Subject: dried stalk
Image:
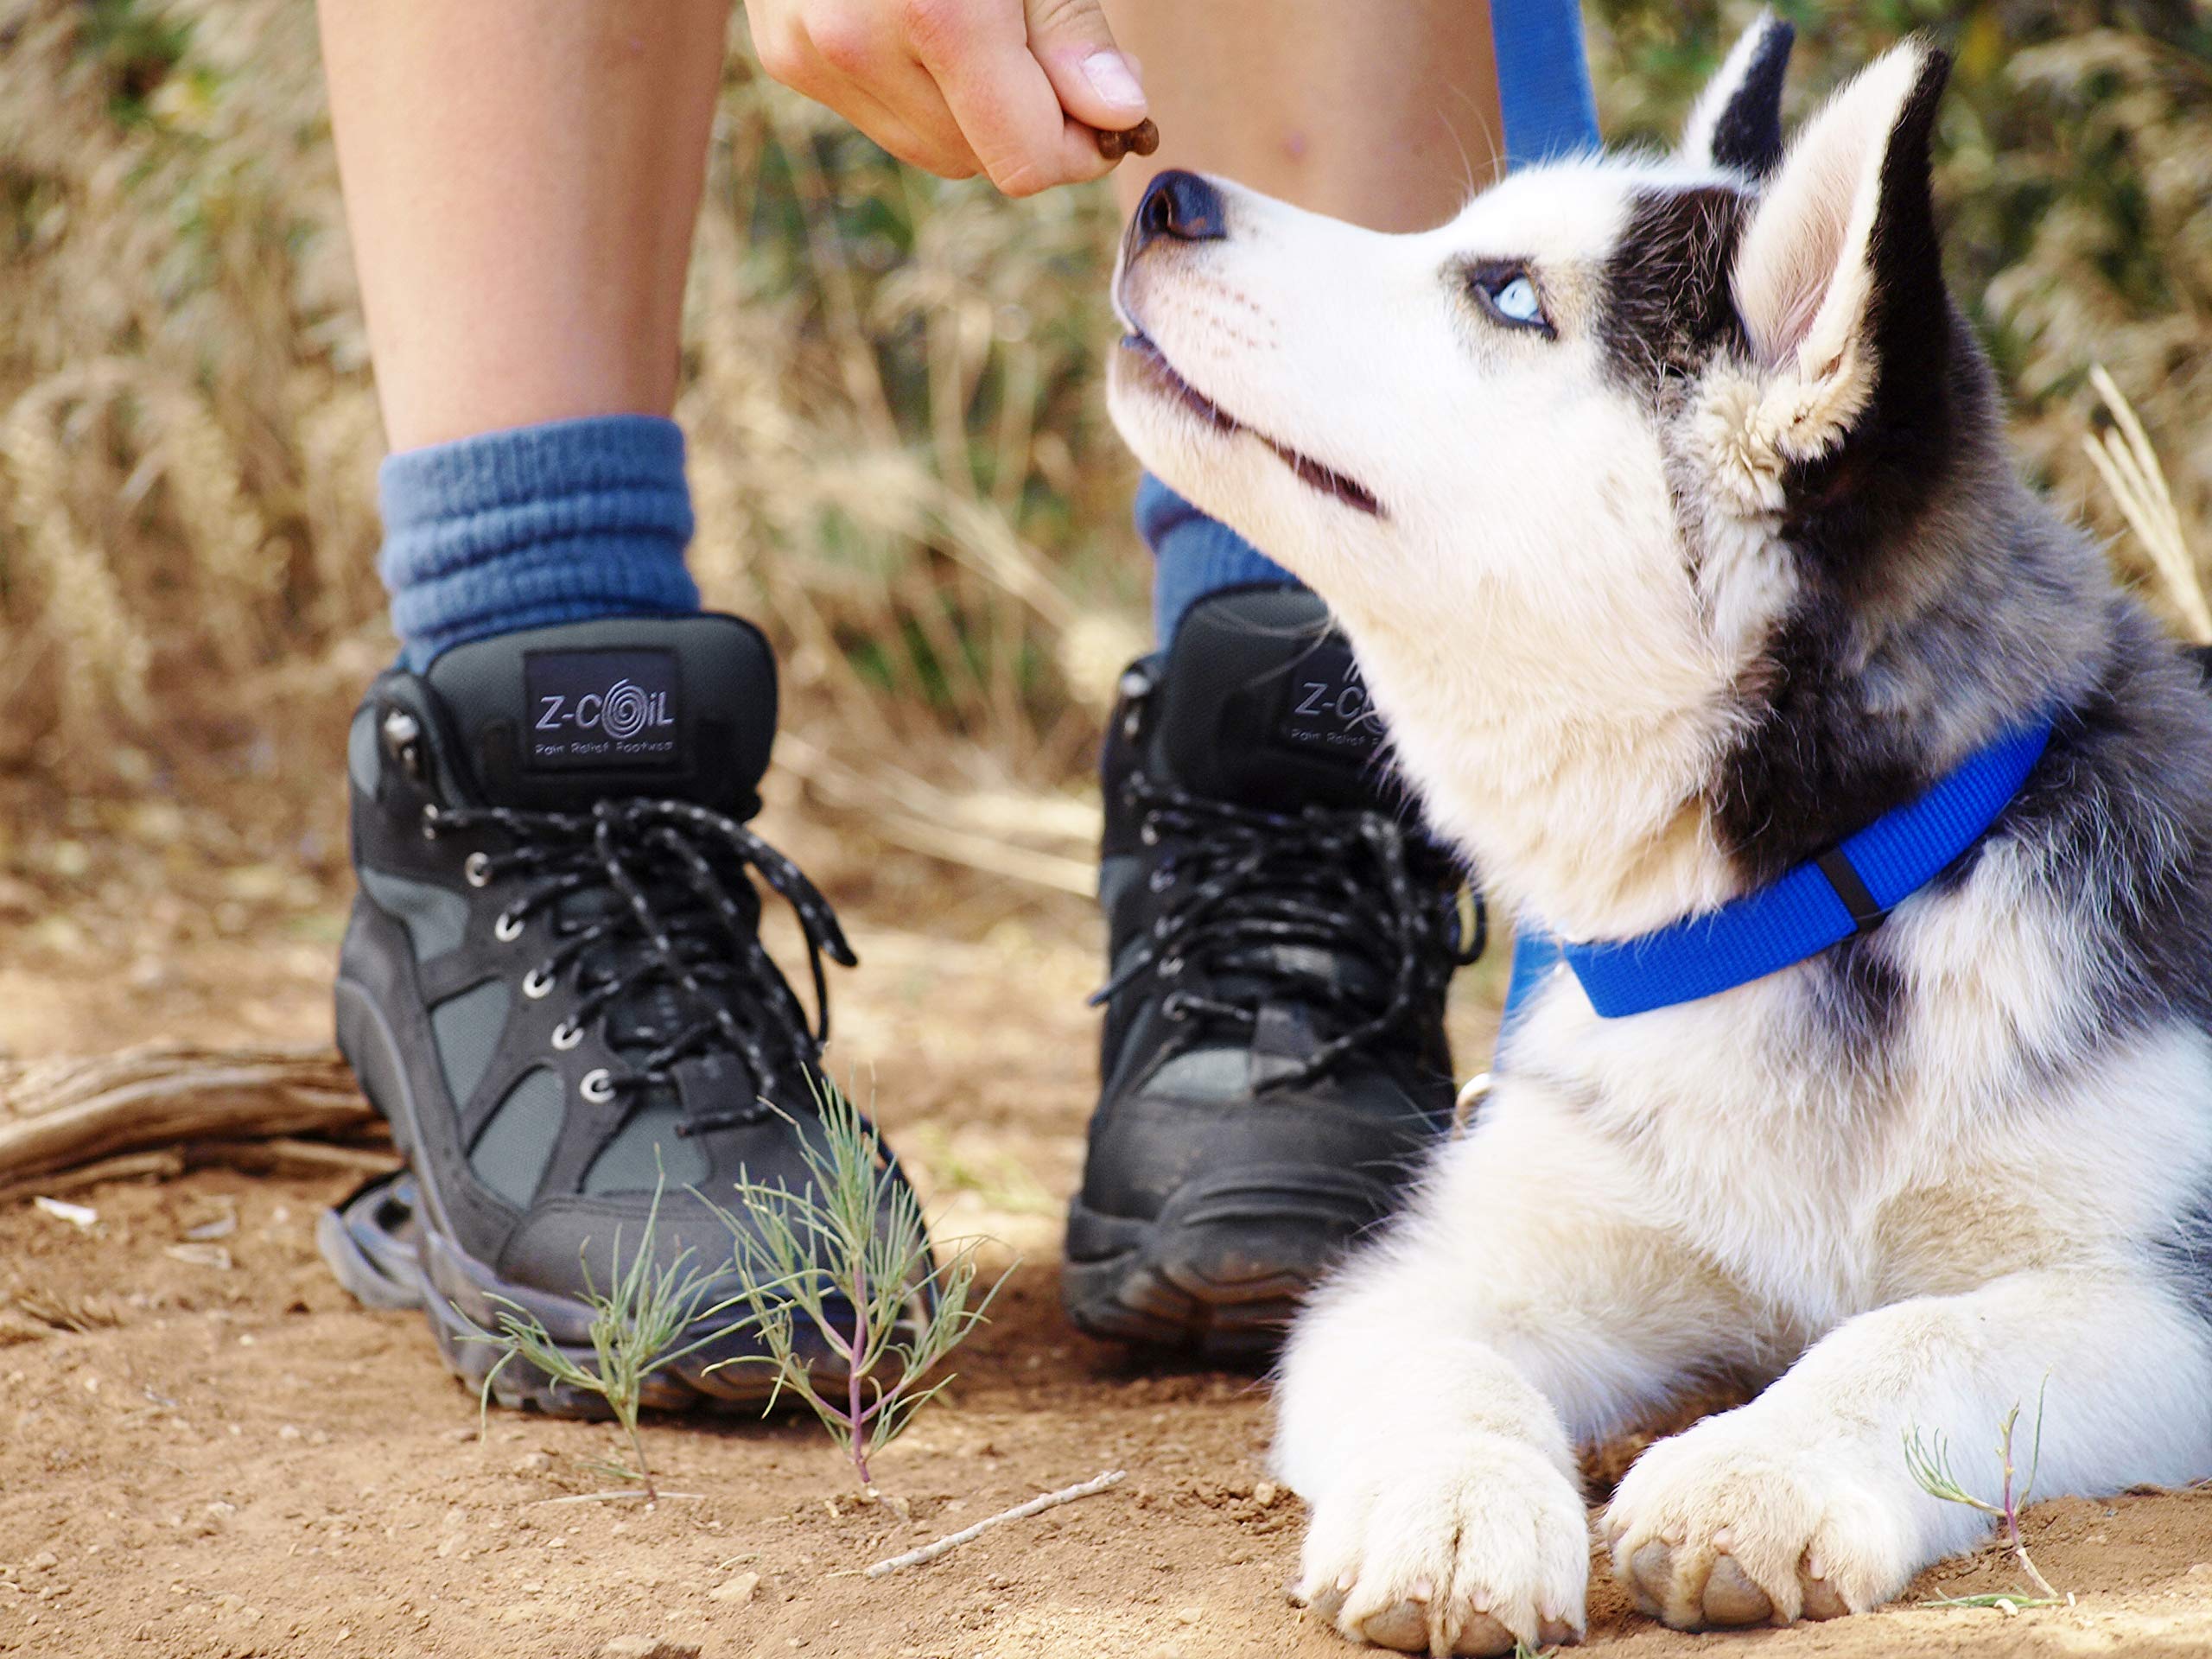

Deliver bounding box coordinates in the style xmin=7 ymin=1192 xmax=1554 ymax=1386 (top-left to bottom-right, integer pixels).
xmin=864 ymin=1470 xmax=1126 ymax=1576
xmin=2084 ymin=363 xmax=2210 ymax=644
xmin=775 ymin=734 xmax=1097 ymax=896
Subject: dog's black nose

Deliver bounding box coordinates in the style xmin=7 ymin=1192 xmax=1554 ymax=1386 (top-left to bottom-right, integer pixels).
xmin=1131 ymin=169 xmax=1227 ymax=254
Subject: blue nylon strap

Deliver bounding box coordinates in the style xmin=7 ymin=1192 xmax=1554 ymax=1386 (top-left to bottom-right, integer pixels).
xmin=1491 ymin=0 xmax=1602 ymax=168
xmin=1557 ymin=719 xmax=2055 ymax=1019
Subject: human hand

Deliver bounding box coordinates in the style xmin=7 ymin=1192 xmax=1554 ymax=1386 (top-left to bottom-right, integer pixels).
xmin=746 ymin=0 xmax=1149 ymax=197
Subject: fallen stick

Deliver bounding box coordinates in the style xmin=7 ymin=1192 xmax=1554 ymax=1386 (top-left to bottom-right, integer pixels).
xmin=0 ymin=1132 xmax=397 ymax=1207
xmin=0 ymin=1047 xmax=374 ymax=1193
xmin=864 ymin=1469 xmax=1126 ymax=1578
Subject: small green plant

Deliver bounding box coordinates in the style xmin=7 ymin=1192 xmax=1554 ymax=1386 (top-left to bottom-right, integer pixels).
xmin=456 ymin=1177 xmax=742 ymax=1504
xmin=1904 ymin=1382 xmax=2065 ymax=1611
xmin=710 ymin=1077 xmax=1010 ymax=1491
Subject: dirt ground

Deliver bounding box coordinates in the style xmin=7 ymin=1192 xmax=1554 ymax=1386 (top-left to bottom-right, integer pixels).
xmin=9 ymin=783 xmax=2212 ymax=1659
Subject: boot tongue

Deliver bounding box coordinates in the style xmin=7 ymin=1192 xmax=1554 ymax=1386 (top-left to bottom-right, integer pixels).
xmin=1147 ymin=585 xmax=1397 ymax=813
xmin=424 ymin=613 xmax=778 ymax=817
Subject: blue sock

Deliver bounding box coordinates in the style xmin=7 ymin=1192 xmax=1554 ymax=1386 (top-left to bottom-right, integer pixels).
xmin=379 ymin=414 xmax=702 ymax=671
xmin=1137 ymin=4 xmax=1599 ymax=645
xmin=1138 ymin=475 xmax=1294 ymax=645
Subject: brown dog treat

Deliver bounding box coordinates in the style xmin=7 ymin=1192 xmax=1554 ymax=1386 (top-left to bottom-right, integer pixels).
xmin=1094 ymin=118 xmax=1160 ymax=162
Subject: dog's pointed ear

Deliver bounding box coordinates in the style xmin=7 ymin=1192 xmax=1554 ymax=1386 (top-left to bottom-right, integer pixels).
xmin=1680 ymin=11 xmax=1794 ymax=179
xmin=1730 ymin=39 xmax=1949 ymax=423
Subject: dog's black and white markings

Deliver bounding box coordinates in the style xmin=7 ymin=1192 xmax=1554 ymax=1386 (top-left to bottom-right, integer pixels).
xmin=1109 ymin=10 xmax=2212 ymax=1652
xmin=1700 ymin=17 xmax=1794 ymax=179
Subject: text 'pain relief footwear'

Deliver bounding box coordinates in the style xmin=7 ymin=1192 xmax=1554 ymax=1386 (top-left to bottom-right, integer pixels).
xmin=320 ymin=614 xmax=921 ymax=1414
xmin=1066 ymin=587 xmax=1483 ymax=1357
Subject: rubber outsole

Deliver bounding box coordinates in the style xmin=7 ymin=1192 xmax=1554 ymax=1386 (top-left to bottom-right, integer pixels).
xmin=327 ymin=977 xmax=846 ymax=1418
xmin=317 ymin=1170 xmax=429 ymax=1311
xmin=1060 ymin=1165 xmax=1393 ymax=1360
xmin=319 ymin=1161 xmax=827 ymax=1416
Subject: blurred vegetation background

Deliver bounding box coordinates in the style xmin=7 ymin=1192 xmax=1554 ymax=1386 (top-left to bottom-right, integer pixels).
xmin=0 ymin=0 xmax=2205 ymax=910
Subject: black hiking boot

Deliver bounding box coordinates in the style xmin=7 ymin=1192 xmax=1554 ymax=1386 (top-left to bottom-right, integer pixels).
xmin=1064 ymin=586 xmax=1480 ymax=1357
xmin=318 ymin=613 xmax=915 ymax=1414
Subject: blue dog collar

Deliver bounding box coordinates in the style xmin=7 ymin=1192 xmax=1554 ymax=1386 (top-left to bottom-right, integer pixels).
xmin=1554 ymin=717 xmax=2054 ymax=1019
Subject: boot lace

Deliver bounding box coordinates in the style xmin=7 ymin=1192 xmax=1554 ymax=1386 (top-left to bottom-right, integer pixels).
xmin=423 ymin=796 xmax=853 ymax=1136
xmin=1090 ymin=774 xmax=1481 ymax=1090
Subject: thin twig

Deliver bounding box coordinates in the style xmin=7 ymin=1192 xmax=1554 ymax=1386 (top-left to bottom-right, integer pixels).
xmin=863 ymin=1470 xmax=1126 ymax=1577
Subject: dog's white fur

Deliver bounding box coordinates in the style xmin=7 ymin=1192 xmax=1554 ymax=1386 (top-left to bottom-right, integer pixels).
xmin=1108 ymin=24 xmax=2212 ymax=1656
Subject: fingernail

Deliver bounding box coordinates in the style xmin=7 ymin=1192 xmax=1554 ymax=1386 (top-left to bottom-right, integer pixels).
xmin=1084 ymin=49 xmax=1146 ymax=111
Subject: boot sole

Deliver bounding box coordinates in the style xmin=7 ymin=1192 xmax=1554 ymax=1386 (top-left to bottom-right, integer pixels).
xmin=1060 ymin=1166 xmax=1390 ymax=1360
xmin=327 ymin=978 xmax=836 ymax=1417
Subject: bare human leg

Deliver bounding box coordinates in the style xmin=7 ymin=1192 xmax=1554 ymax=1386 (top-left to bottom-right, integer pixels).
xmin=1104 ymin=0 xmax=1506 ymax=231
xmin=317 ymin=0 xmax=732 ymax=452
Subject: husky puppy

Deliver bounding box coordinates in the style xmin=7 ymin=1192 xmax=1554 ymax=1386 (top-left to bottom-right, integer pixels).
xmin=1107 ymin=16 xmax=2212 ymax=1655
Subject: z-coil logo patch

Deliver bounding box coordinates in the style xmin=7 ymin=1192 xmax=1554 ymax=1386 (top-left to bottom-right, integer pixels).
xmin=523 ymin=649 xmax=681 ymax=770
xmin=1274 ymin=639 xmax=1385 ymax=762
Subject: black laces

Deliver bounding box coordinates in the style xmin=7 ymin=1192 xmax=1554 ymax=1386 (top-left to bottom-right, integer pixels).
xmin=423 ymin=796 xmax=854 ymax=1135
xmin=1090 ymin=774 xmax=1480 ymax=1089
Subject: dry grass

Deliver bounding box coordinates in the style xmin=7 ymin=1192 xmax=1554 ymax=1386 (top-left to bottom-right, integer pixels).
xmin=0 ymin=0 xmax=2205 ymax=849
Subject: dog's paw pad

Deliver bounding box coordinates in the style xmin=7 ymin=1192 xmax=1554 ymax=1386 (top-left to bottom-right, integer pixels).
xmin=1801 ymin=1575 xmax=1849 ymax=1621
xmin=1701 ymin=1556 xmax=1774 ymax=1626
xmin=1297 ymin=1433 xmax=1589 ymax=1654
xmin=1625 ymin=1541 xmax=1672 ymax=1618
xmin=1605 ymin=1416 xmax=1910 ymax=1630
xmin=1624 ymin=1541 xmax=1771 ymax=1628
xmin=1357 ymin=1600 xmax=1428 ymax=1652
xmin=1446 ymin=1612 xmax=1520 ymax=1656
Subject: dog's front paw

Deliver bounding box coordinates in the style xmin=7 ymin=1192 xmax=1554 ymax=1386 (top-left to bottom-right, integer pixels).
xmin=1603 ymin=1412 xmax=1913 ymax=1630
xmin=1296 ymin=1433 xmax=1587 ymax=1656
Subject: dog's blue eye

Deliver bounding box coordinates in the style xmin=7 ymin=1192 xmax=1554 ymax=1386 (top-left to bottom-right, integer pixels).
xmin=1491 ymin=276 xmax=1542 ymax=325
xmin=1466 ymin=265 xmax=1552 ymax=335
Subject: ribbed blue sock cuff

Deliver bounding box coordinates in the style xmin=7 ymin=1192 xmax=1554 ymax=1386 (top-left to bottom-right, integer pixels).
xmin=1136 ymin=474 xmax=1294 ymax=645
xmin=378 ymin=414 xmax=702 ymax=671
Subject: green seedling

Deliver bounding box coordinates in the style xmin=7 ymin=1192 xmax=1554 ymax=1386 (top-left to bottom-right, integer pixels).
xmin=455 ymin=1175 xmax=746 ymax=1504
xmin=709 ymin=1077 xmax=1010 ymax=1491
xmin=1905 ymin=1381 xmax=2065 ymax=1610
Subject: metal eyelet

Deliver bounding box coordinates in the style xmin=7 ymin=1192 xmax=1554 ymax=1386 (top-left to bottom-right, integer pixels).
xmin=1159 ymin=955 xmax=1183 ymax=980
xmin=550 ymin=1020 xmax=582 ymax=1052
xmin=1148 ymin=865 xmax=1175 ymax=893
xmin=1139 ymin=820 xmax=1160 ymax=847
xmin=464 ymin=852 xmax=493 ymax=888
xmin=1161 ymin=991 xmax=1192 ymax=1021
xmin=493 ymin=912 xmax=524 ymax=943
xmin=580 ymin=1068 xmax=614 ymax=1103
xmin=522 ymin=967 xmax=555 ymax=1000
xmin=419 ymin=803 xmax=442 ymax=841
